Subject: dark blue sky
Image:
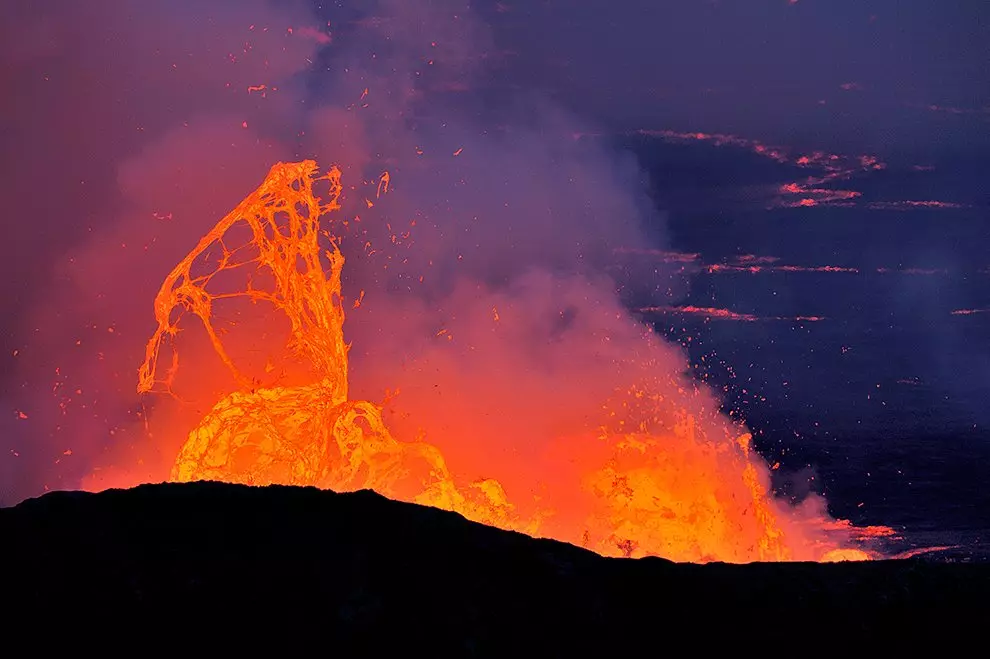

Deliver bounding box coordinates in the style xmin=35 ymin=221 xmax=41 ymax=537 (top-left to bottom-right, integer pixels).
xmin=560 ymin=0 xmax=990 ymax=149
xmin=472 ymin=0 xmax=989 ymax=154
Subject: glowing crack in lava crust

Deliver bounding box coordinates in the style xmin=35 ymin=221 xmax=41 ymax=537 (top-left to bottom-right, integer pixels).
xmin=136 ymin=160 xmax=878 ymax=563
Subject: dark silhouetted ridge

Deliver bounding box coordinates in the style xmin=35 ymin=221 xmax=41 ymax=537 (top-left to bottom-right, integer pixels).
xmin=1 ymin=481 xmax=985 ymax=652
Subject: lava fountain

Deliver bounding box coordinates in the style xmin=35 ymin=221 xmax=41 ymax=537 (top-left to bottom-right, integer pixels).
xmin=134 ymin=159 xmax=878 ymax=563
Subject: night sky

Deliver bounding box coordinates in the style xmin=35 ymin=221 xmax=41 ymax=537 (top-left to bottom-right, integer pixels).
xmin=483 ymin=0 xmax=990 ymax=152
xmin=1 ymin=0 xmax=988 ymax=549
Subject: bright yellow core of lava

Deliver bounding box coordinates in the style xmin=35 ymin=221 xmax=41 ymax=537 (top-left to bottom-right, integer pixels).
xmin=136 ymin=160 xmax=871 ymax=564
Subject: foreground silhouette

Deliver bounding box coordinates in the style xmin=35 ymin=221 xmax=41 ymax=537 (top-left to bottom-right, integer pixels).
xmin=0 ymin=481 xmax=985 ymax=651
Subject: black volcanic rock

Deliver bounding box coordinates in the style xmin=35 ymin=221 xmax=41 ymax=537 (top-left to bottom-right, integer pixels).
xmin=0 ymin=482 xmax=985 ymax=653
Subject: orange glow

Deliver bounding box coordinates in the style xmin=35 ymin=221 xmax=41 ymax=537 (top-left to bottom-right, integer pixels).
xmin=640 ymin=129 xmax=887 ymax=209
xmin=376 ymin=171 xmax=390 ymax=197
xmin=127 ymin=161 xmax=885 ymax=563
xmin=820 ymin=548 xmax=870 ymax=562
xmin=639 ymin=306 xmax=759 ymax=322
xmin=586 ymin=126 xmax=929 ymax=215
xmin=777 ymin=184 xmax=861 ymax=208
xmin=592 ymin=126 xmax=918 ymax=212
xmin=615 ymin=249 xmax=966 ymax=282
xmin=639 ymin=130 xmax=887 ymax=208
xmin=735 ymin=254 xmax=779 ymax=265
xmin=777 ymin=265 xmax=858 ymax=273
xmin=648 ymin=130 xmax=788 ymax=164
xmin=638 ymin=306 xmax=825 ymax=323
xmin=707 ymin=263 xmax=859 ymax=274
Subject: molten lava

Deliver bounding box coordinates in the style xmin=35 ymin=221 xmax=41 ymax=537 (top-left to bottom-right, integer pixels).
xmin=137 ymin=161 xmax=504 ymax=522
xmin=136 ymin=160 xmax=874 ymax=563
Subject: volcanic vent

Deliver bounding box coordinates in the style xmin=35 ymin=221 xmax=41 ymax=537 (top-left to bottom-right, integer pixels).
xmin=133 ymin=160 xmax=877 ymax=563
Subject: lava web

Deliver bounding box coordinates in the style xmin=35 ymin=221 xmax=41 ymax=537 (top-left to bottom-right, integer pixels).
xmin=135 ymin=160 xmax=877 ymax=563
xmin=137 ymin=160 xmax=506 ymax=523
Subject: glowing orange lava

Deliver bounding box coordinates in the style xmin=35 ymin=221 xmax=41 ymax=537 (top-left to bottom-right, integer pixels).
xmin=136 ymin=161 xmax=505 ymax=523
xmin=135 ymin=160 xmax=876 ymax=563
